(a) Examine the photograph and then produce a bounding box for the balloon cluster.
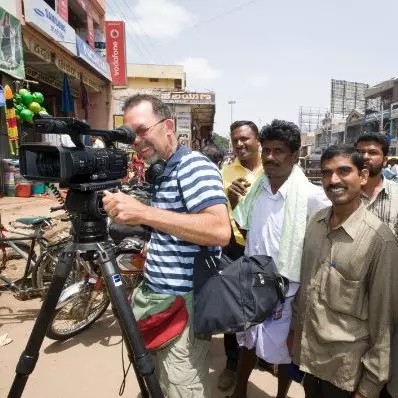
[13,88,49,123]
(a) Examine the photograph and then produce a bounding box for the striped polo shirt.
[144,145,227,295]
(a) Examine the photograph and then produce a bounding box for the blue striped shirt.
[144,145,227,295]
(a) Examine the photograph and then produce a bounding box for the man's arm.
[103,191,231,247]
[357,239,398,397]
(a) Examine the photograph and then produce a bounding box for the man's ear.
[291,150,299,164]
[383,156,388,168]
[360,168,369,187]
[165,118,175,136]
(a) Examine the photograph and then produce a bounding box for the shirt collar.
[315,203,366,239]
[159,145,190,178]
[360,175,391,202]
[262,177,288,199]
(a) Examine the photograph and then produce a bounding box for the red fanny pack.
[137,296,188,350]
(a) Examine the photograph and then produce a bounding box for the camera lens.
[37,152,60,178]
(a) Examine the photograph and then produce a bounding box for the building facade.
[111,64,216,150]
[1,0,112,150]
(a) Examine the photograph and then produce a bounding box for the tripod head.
[64,180,120,244]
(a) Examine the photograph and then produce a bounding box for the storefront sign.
[82,73,100,92]
[24,0,77,55]
[25,65,79,97]
[54,55,79,79]
[0,7,25,79]
[76,35,111,80]
[24,35,52,63]
[160,92,215,104]
[57,0,68,22]
[105,21,127,86]
[176,112,192,147]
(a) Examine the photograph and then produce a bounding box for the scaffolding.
[330,79,368,118]
[298,106,329,133]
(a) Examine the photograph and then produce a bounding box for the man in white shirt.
[229,119,330,398]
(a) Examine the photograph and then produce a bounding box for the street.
[0,197,305,398]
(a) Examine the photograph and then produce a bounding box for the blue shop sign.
[76,35,111,81]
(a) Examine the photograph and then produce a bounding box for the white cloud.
[129,0,195,40]
[247,73,269,89]
[179,57,223,81]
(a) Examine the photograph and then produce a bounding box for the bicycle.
[0,206,72,300]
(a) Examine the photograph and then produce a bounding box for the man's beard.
[144,152,161,165]
[367,163,383,177]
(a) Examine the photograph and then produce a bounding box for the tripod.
[8,186,164,398]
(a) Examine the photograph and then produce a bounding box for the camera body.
[19,117,132,189]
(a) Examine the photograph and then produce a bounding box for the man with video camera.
[103,94,231,397]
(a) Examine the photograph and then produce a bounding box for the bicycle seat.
[15,217,51,226]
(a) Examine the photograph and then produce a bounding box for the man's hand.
[102,190,147,225]
[353,393,364,398]
[227,178,251,209]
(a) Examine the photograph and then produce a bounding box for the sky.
[106,0,398,137]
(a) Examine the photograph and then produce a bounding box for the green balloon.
[19,88,29,96]
[29,101,42,114]
[32,92,44,104]
[21,92,33,106]
[14,93,22,104]
[20,108,34,122]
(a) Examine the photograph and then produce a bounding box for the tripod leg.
[112,304,150,398]
[8,247,75,398]
[96,243,164,398]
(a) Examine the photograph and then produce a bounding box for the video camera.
[19,117,136,191]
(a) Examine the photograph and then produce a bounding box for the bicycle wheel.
[46,282,110,340]
[32,242,78,292]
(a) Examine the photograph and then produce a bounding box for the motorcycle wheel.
[46,282,110,340]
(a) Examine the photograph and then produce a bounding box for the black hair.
[260,119,301,152]
[321,144,364,172]
[123,94,172,120]
[230,120,259,139]
[354,132,389,156]
[201,143,225,166]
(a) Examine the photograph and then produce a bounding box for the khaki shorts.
[153,309,211,397]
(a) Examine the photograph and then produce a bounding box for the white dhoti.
[236,283,299,365]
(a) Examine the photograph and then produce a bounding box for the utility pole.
[228,100,236,124]
[380,99,384,134]
[227,100,236,153]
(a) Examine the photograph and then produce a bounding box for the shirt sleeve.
[177,153,227,214]
[357,239,398,397]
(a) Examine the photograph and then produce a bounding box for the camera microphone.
[109,125,136,144]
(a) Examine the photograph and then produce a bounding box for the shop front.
[112,89,216,150]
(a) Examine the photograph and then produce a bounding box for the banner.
[87,15,94,48]
[76,35,111,80]
[24,0,77,55]
[57,0,68,22]
[105,21,127,86]
[0,7,25,79]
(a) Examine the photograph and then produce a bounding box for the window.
[174,79,182,89]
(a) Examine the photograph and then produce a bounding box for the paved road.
[0,197,305,397]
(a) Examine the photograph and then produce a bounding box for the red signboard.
[105,21,127,86]
[58,0,69,22]
[87,15,94,47]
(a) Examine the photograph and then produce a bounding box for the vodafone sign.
[105,21,127,86]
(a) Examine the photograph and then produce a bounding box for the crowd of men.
[103,94,398,398]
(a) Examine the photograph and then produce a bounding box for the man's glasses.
[136,118,168,138]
